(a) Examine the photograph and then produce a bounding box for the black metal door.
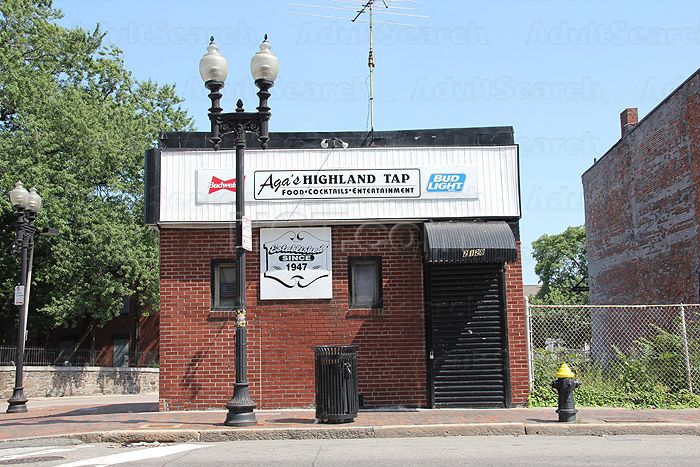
[426,263,510,408]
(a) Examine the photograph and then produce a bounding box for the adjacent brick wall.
[505,240,528,406]
[159,223,527,410]
[48,311,159,367]
[583,71,700,305]
[93,314,160,367]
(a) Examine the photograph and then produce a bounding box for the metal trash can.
[313,345,359,424]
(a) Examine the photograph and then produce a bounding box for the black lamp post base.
[224,382,256,426]
[7,388,28,413]
[224,406,257,426]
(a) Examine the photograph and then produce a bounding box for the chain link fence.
[527,303,700,406]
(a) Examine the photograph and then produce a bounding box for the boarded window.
[349,257,382,308]
[212,262,238,309]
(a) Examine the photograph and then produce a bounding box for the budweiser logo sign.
[208,176,237,194]
[196,170,239,204]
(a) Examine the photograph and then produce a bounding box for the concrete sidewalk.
[2,395,700,444]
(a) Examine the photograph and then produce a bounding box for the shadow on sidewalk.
[56,402,159,416]
[2,416,152,427]
[266,418,317,424]
[0,402,159,422]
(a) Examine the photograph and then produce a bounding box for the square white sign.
[259,227,332,300]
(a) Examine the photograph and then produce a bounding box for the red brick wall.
[159,223,528,410]
[48,311,159,367]
[582,72,700,304]
[505,240,528,406]
[691,84,700,305]
[93,314,159,367]
[159,224,427,411]
[136,314,160,366]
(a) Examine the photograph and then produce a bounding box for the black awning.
[424,221,517,263]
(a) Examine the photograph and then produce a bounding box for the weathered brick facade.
[583,70,700,305]
[159,225,528,410]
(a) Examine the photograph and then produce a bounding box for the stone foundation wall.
[0,366,159,397]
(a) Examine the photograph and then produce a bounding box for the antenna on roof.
[352,0,384,141]
[289,0,428,144]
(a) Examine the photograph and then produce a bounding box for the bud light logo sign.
[427,173,466,192]
[422,168,478,199]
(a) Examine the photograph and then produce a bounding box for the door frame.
[112,335,130,367]
[499,266,513,408]
[423,260,435,408]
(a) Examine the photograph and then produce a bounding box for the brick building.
[47,301,159,367]
[583,69,700,305]
[145,127,527,410]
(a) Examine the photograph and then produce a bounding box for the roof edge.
[583,67,700,178]
[159,126,515,150]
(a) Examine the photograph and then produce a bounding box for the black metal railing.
[0,346,159,367]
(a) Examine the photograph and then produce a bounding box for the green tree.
[531,225,588,305]
[0,0,193,343]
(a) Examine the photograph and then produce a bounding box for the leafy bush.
[529,343,700,409]
[625,325,688,391]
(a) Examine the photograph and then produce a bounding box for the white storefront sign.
[159,146,519,224]
[254,169,421,201]
[252,167,478,201]
[260,227,332,300]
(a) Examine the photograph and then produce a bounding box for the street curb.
[4,423,700,445]
[525,423,700,436]
[75,430,202,444]
[198,427,376,442]
[374,423,525,438]
[0,424,526,445]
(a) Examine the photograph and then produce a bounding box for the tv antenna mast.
[352,0,386,140]
[289,1,428,143]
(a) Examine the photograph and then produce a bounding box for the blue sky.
[55,0,699,284]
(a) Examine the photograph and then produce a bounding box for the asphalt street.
[1,436,699,466]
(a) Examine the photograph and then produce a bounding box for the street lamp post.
[7,181,42,414]
[199,35,279,426]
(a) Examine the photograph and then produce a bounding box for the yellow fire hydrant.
[550,362,581,422]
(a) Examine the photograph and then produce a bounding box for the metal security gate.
[426,263,510,408]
